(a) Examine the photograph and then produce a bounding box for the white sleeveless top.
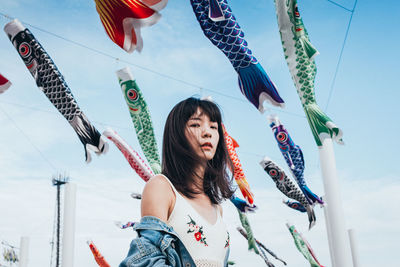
[161,175,230,267]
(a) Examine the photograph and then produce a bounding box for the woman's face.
[185,108,219,162]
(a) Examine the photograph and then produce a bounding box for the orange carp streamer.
[94,0,167,53]
[223,124,254,204]
[87,240,111,267]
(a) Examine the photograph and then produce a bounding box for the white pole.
[318,136,352,267]
[322,202,335,267]
[62,183,77,267]
[18,236,29,267]
[348,229,360,267]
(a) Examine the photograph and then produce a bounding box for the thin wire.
[0,98,297,170]
[0,12,305,119]
[0,101,307,168]
[0,8,331,168]
[324,0,358,112]
[0,103,57,171]
[0,100,133,132]
[324,0,353,12]
[0,12,204,88]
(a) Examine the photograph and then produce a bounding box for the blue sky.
[0,0,399,266]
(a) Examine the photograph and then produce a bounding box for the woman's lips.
[201,142,213,150]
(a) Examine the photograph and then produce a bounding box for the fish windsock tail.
[238,63,285,113]
[236,179,254,205]
[306,205,316,230]
[84,134,108,164]
[299,36,319,60]
[0,74,11,93]
[94,0,161,53]
[70,114,108,164]
[209,0,225,21]
[302,185,324,205]
[239,185,254,205]
[303,103,343,146]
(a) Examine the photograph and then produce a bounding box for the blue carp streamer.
[269,115,323,206]
[284,200,307,213]
[230,194,257,213]
[190,0,284,112]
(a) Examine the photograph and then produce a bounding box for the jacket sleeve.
[119,229,176,267]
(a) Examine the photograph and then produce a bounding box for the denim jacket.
[119,216,230,267]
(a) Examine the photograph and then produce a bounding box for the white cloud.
[1,171,398,267]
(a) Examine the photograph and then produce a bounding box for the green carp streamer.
[237,209,259,254]
[274,0,343,146]
[117,67,161,174]
[287,223,320,267]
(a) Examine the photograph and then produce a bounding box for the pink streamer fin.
[103,127,154,181]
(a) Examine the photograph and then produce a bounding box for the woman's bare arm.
[141,175,175,222]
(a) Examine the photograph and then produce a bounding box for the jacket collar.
[133,216,177,235]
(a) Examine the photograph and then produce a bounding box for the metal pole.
[56,183,61,267]
[18,237,29,267]
[62,183,76,267]
[318,136,352,267]
[52,176,67,267]
[348,229,360,267]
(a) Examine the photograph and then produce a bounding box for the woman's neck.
[191,163,206,192]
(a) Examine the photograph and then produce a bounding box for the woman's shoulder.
[146,174,171,187]
[143,174,175,198]
[141,174,176,222]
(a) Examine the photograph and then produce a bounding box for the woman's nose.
[202,127,212,138]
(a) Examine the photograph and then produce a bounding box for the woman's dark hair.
[162,97,234,204]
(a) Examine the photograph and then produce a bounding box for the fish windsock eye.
[19,43,30,58]
[127,89,138,101]
[292,203,298,208]
[277,132,288,143]
[295,4,300,18]
[269,169,278,177]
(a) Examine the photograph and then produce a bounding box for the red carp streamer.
[94,0,167,52]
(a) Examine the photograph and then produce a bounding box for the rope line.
[324,0,353,12]
[0,12,305,119]
[0,100,134,132]
[0,103,57,171]
[324,0,358,112]
[0,1,354,169]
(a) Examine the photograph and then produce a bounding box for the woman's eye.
[210,123,218,129]
[190,123,200,127]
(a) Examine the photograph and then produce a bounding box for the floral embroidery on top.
[224,231,230,248]
[187,215,208,246]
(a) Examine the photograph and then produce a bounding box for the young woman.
[120,97,235,267]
